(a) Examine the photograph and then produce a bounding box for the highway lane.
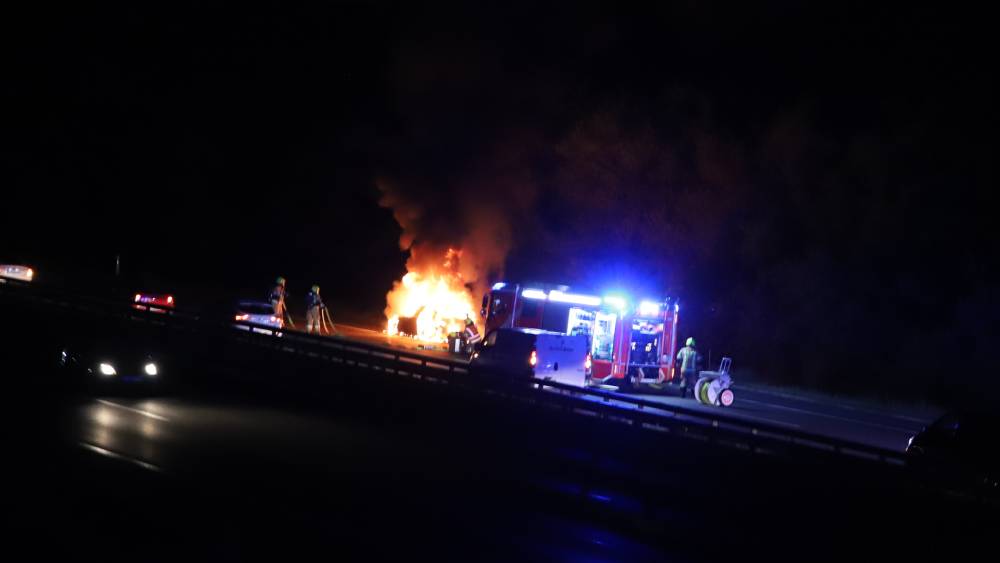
[630,387,931,451]
[35,388,693,561]
[6,279,935,453]
[14,371,990,562]
[331,323,456,357]
[291,323,937,451]
[0,303,987,562]
[0,288,988,560]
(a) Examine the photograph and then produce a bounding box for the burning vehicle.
[384,248,481,347]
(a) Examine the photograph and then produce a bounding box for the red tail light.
[585,353,592,371]
[529,349,538,367]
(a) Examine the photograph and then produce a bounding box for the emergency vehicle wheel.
[719,388,735,407]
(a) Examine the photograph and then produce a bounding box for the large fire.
[385,248,478,342]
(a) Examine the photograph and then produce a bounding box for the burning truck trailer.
[481,283,680,390]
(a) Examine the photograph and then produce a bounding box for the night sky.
[3,3,996,406]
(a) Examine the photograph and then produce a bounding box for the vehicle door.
[542,334,588,386]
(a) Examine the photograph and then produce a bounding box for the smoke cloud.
[369,7,997,406]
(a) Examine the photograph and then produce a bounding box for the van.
[470,328,591,386]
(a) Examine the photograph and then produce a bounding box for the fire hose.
[321,306,337,335]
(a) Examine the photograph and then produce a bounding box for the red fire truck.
[480,282,680,388]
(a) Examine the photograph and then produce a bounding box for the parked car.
[0,264,34,282]
[132,292,176,313]
[233,300,284,336]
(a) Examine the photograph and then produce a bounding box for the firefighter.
[269,277,287,320]
[676,337,702,398]
[305,285,325,334]
[463,317,482,352]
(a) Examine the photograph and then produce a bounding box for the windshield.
[628,319,663,365]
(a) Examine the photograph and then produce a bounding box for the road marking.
[739,398,916,433]
[619,396,802,429]
[688,410,802,429]
[729,415,801,429]
[96,399,170,422]
[738,386,930,424]
[79,442,163,473]
[338,324,381,335]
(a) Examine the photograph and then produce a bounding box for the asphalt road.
[24,386,688,561]
[300,323,936,452]
[12,369,992,562]
[6,282,938,453]
[0,291,983,561]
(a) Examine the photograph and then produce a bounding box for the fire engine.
[480,282,679,388]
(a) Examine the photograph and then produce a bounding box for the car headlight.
[99,363,116,376]
[144,363,158,376]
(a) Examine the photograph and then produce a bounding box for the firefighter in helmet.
[463,316,482,352]
[270,277,287,321]
[675,337,703,398]
[306,285,325,334]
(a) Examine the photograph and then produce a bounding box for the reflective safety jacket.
[306,290,324,311]
[464,324,481,343]
[269,285,286,303]
[676,346,702,374]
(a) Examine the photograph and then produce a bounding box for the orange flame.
[385,248,478,342]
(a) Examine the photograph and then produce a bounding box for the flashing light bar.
[167,296,174,304]
[638,301,661,317]
[549,290,602,307]
[674,302,679,313]
[135,294,142,303]
[602,295,627,310]
[492,282,507,290]
[522,289,547,300]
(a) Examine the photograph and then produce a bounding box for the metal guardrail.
[2,280,908,467]
[266,328,908,467]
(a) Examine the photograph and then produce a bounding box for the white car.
[233,301,284,336]
[0,264,34,282]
